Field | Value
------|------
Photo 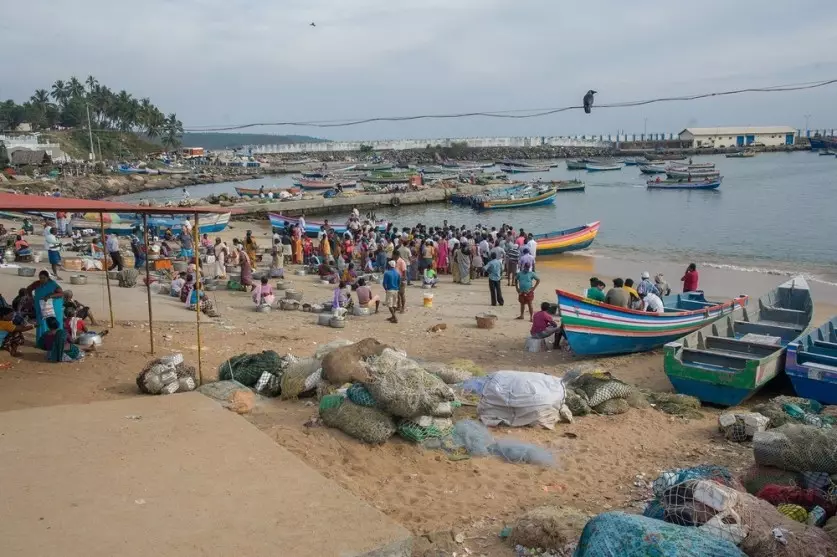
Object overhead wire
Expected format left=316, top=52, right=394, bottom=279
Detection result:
left=182, top=78, right=837, bottom=131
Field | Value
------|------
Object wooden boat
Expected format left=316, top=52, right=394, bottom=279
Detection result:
left=535, top=221, right=600, bottom=255
left=669, top=162, right=715, bottom=170
left=361, top=173, right=415, bottom=184
left=566, top=159, right=587, bottom=170
left=646, top=177, right=722, bottom=190
left=557, top=290, right=749, bottom=356
left=725, top=151, right=755, bottom=158
left=622, top=157, right=643, bottom=166
left=499, top=165, right=550, bottom=174
left=664, top=276, right=812, bottom=406
left=235, top=186, right=288, bottom=197
left=550, top=179, right=585, bottom=192
left=71, top=212, right=231, bottom=236
left=354, top=163, right=394, bottom=171
left=268, top=213, right=387, bottom=237
left=301, top=170, right=327, bottom=178
left=639, top=164, right=667, bottom=174
left=295, top=178, right=358, bottom=190
left=786, top=316, right=837, bottom=404
left=585, top=162, right=624, bottom=172
left=666, top=168, right=721, bottom=179
left=478, top=187, right=557, bottom=210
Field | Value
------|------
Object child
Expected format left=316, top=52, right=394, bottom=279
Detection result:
left=422, top=267, right=437, bottom=288
left=170, top=271, right=187, bottom=298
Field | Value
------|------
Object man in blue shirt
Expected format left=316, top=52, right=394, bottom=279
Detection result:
left=382, top=260, right=402, bottom=323
left=483, top=252, right=504, bottom=307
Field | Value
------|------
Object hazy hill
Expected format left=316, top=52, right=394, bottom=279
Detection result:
left=181, top=133, right=327, bottom=150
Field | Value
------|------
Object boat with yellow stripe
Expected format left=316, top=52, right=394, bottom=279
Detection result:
left=534, top=221, right=601, bottom=255
left=478, top=187, right=557, bottom=210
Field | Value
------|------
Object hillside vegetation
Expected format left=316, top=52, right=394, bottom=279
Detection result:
left=182, top=132, right=327, bottom=149
left=43, top=130, right=160, bottom=161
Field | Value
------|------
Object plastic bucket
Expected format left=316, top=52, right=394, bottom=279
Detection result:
left=423, top=293, right=433, bottom=308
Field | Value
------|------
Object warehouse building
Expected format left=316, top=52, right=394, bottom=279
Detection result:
left=678, top=126, right=797, bottom=148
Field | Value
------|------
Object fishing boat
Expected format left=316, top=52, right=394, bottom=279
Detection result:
left=478, top=187, right=557, bottom=210
left=725, top=151, right=755, bottom=158
left=557, top=290, right=749, bottom=356
left=669, top=162, right=715, bottom=170
left=665, top=168, right=721, bottom=179
left=810, top=137, right=837, bottom=150
left=301, top=170, right=327, bottom=178
left=646, top=177, right=722, bottom=190
left=499, top=165, right=550, bottom=174
left=786, top=316, right=837, bottom=404
left=295, top=178, right=358, bottom=190
left=71, top=212, right=231, bottom=236
left=535, top=221, right=600, bottom=255
left=819, top=150, right=834, bottom=156
left=639, top=164, right=667, bottom=174
left=354, top=163, right=394, bottom=171
left=585, top=162, right=624, bottom=172
left=235, top=186, right=289, bottom=197
left=622, top=157, right=643, bottom=166
left=361, top=172, right=415, bottom=184
left=664, top=276, right=812, bottom=406
left=550, top=179, right=585, bottom=192
left=268, top=213, right=387, bottom=237
left=566, top=159, right=587, bottom=170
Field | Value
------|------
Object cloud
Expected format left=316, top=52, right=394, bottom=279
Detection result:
left=5, top=0, right=837, bottom=139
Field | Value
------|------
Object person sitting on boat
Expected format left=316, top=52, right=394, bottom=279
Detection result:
left=641, top=290, right=665, bottom=314
left=655, top=274, right=672, bottom=296
left=530, top=302, right=564, bottom=350
left=637, top=271, right=660, bottom=297
left=14, top=235, right=32, bottom=260
left=605, top=278, right=630, bottom=308
left=584, top=277, right=606, bottom=302
left=623, top=279, right=643, bottom=310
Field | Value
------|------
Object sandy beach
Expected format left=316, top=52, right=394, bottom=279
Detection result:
left=1, top=217, right=836, bottom=556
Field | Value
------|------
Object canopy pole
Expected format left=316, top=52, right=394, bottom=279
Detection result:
left=193, top=212, right=202, bottom=385
left=142, top=214, right=154, bottom=355
left=99, top=213, right=115, bottom=327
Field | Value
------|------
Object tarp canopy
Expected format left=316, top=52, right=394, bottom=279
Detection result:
left=0, top=193, right=231, bottom=214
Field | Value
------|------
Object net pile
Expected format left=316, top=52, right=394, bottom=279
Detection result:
left=752, top=396, right=835, bottom=429
left=318, top=394, right=396, bottom=444
left=562, top=370, right=651, bottom=418
left=430, top=419, right=557, bottom=467
left=508, top=506, right=589, bottom=556
left=218, top=350, right=284, bottom=387
left=754, top=424, right=837, bottom=473
left=421, top=361, right=473, bottom=385
left=118, top=269, right=139, bottom=288
left=645, top=391, right=703, bottom=419
left=363, top=348, right=454, bottom=418
left=136, top=354, right=197, bottom=395
left=279, top=357, right=322, bottom=399
left=718, top=411, right=771, bottom=442
left=346, top=383, right=377, bottom=407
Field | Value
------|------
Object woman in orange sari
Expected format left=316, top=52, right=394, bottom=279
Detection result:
left=292, top=225, right=303, bottom=264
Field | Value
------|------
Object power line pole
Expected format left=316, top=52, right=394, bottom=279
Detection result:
left=86, top=103, right=95, bottom=161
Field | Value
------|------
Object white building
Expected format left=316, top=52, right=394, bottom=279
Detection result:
left=679, top=126, right=797, bottom=148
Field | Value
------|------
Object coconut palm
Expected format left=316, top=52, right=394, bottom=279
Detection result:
left=161, top=113, right=184, bottom=151
left=30, top=89, right=51, bottom=109
left=51, top=80, right=69, bottom=107
left=67, top=76, right=85, bottom=99
left=85, top=75, right=98, bottom=94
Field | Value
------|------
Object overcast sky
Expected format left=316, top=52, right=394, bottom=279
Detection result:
left=4, top=0, right=837, bottom=140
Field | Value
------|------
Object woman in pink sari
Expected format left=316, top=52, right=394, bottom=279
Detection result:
left=436, top=237, right=449, bottom=275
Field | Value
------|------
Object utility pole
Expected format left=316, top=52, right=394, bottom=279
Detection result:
left=804, top=114, right=811, bottom=136
left=643, top=117, right=648, bottom=137
left=86, top=103, right=95, bottom=161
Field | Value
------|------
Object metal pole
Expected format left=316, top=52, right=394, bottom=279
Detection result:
left=86, top=104, right=95, bottom=162
left=193, top=212, right=202, bottom=385
left=100, top=213, right=115, bottom=327
left=142, top=214, right=154, bottom=355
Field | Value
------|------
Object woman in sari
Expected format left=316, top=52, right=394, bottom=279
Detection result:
left=252, top=276, right=275, bottom=306
left=227, top=240, right=240, bottom=267
left=180, top=274, right=195, bottom=303
left=37, top=316, right=83, bottom=362
left=239, top=246, right=254, bottom=288
left=27, top=270, right=64, bottom=341
left=187, top=282, right=219, bottom=317
left=213, top=237, right=228, bottom=279
left=456, top=246, right=472, bottom=285
left=303, top=236, right=314, bottom=265
left=244, top=230, right=258, bottom=269
left=14, top=235, right=32, bottom=259
left=292, top=225, right=304, bottom=265
left=0, top=306, right=33, bottom=357
left=451, top=245, right=461, bottom=283
left=269, top=240, right=284, bottom=277
left=436, top=237, right=449, bottom=274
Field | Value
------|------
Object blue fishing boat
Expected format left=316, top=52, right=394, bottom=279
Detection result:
left=664, top=276, right=812, bottom=406
left=566, top=159, right=587, bottom=170
left=639, top=164, right=667, bottom=174
left=557, top=290, right=749, bottom=356
left=646, top=177, right=722, bottom=190
left=478, top=187, right=556, bottom=210
left=786, top=316, right=837, bottom=404
left=301, top=170, right=327, bottom=178
left=268, top=213, right=387, bottom=237
left=585, top=162, right=624, bottom=172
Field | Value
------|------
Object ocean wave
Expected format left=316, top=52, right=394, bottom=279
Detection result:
left=699, top=262, right=837, bottom=288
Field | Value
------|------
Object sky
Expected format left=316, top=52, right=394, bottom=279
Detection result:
left=4, top=0, right=837, bottom=141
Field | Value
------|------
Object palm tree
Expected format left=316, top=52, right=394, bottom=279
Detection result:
left=114, top=90, right=136, bottom=131
left=67, top=76, right=85, bottom=99
left=51, top=80, right=69, bottom=107
left=161, top=113, right=184, bottom=151
left=85, top=75, right=98, bottom=95
left=144, top=108, right=165, bottom=139
left=30, top=89, right=51, bottom=109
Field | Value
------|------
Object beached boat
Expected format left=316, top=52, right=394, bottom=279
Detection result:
left=499, top=165, right=550, bottom=174
left=268, top=213, right=387, bottom=237
left=818, top=150, right=834, bottom=156
left=535, top=221, right=600, bottom=255
left=235, top=186, right=288, bottom=197
left=478, top=187, right=557, bottom=210
left=295, top=178, right=358, bottom=190
left=665, top=168, right=721, bottom=179
left=785, top=316, right=837, bottom=404
left=725, top=151, right=755, bottom=158
left=664, top=276, right=812, bottom=406
left=585, top=162, right=624, bottom=172
left=557, top=290, right=749, bottom=356
left=639, top=164, right=668, bottom=174
left=71, top=212, right=231, bottom=236
left=646, top=177, right=722, bottom=190
left=566, top=159, right=587, bottom=170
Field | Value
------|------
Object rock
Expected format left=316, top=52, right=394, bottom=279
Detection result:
left=427, top=323, right=447, bottom=333
left=509, top=506, right=590, bottom=552
left=227, top=390, right=255, bottom=414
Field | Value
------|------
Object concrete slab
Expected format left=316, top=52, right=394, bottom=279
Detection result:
left=0, top=393, right=411, bottom=557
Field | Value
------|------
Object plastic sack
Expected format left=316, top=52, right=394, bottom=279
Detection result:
left=477, top=371, right=566, bottom=429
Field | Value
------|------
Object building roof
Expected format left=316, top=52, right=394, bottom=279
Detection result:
left=679, top=126, right=797, bottom=136
left=10, top=149, right=51, bottom=166
left=0, top=193, right=232, bottom=214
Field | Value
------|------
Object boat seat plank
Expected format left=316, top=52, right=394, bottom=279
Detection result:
left=798, top=352, right=837, bottom=368
left=681, top=347, right=751, bottom=370
left=813, top=340, right=837, bottom=351
left=705, top=336, right=779, bottom=356
left=760, top=308, right=809, bottom=326
left=806, top=346, right=837, bottom=359
left=735, top=321, right=804, bottom=339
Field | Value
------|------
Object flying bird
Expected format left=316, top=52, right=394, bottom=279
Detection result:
left=583, top=90, right=596, bottom=114
left=310, top=22, right=316, bottom=27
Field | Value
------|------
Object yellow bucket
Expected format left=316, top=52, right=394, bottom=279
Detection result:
left=423, top=293, right=434, bottom=308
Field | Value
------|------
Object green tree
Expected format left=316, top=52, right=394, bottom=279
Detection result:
left=67, top=76, right=85, bottom=99
left=0, top=142, right=9, bottom=167
left=85, top=75, right=98, bottom=94
left=161, top=113, right=184, bottom=151
left=0, top=100, right=26, bottom=130
left=60, top=96, right=87, bottom=128
left=359, top=144, right=374, bottom=154
left=51, top=80, right=69, bottom=108
left=30, top=89, right=51, bottom=108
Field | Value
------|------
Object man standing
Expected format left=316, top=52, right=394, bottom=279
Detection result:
left=525, top=233, right=538, bottom=270
left=516, top=263, right=540, bottom=320
left=395, top=251, right=408, bottom=312
left=179, top=228, right=194, bottom=260
left=106, top=233, right=124, bottom=271
left=519, top=247, right=535, bottom=273
left=637, top=271, right=660, bottom=297
left=382, top=260, right=401, bottom=324
left=44, top=226, right=63, bottom=279
left=483, top=252, right=504, bottom=307
left=505, top=235, right=520, bottom=287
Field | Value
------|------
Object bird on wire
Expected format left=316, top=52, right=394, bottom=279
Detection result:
left=310, top=22, right=316, bottom=27
left=583, top=90, right=596, bottom=114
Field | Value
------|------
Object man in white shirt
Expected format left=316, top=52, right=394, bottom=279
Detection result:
left=44, top=227, right=64, bottom=279
left=525, top=233, right=538, bottom=269
left=298, top=213, right=306, bottom=233
left=642, top=291, right=665, bottom=314
left=106, top=234, right=124, bottom=271
left=478, top=236, right=490, bottom=259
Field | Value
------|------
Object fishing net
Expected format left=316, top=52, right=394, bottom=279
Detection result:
left=574, top=512, right=746, bottom=557
left=825, top=516, right=837, bottom=541
left=364, top=348, right=454, bottom=418
left=397, top=416, right=453, bottom=443
left=346, top=383, right=377, bottom=407
left=652, top=465, right=739, bottom=499
left=319, top=394, right=344, bottom=412
left=118, top=269, right=139, bottom=288
left=280, top=357, right=322, bottom=399
left=755, top=485, right=837, bottom=516
left=508, top=506, right=589, bottom=554
left=753, top=396, right=834, bottom=430
left=753, top=424, right=837, bottom=473
left=136, top=355, right=197, bottom=395
left=321, top=338, right=388, bottom=385
left=777, top=504, right=810, bottom=523
left=593, top=398, right=630, bottom=415
left=421, top=361, right=473, bottom=385
left=487, top=439, right=556, bottom=467
left=568, top=371, right=636, bottom=407
left=645, top=391, right=703, bottom=419
left=319, top=397, right=396, bottom=444
left=642, top=500, right=666, bottom=520
left=313, top=339, right=354, bottom=359
left=445, top=419, right=495, bottom=456
left=217, top=350, right=284, bottom=387
left=740, top=465, right=801, bottom=495
left=564, top=389, right=591, bottom=417
left=448, top=358, right=485, bottom=376
left=718, top=412, right=770, bottom=442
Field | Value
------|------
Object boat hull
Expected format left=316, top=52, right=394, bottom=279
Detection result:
left=566, top=160, right=587, bottom=170
left=499, top=166, right=550, bottom=173
left=535, top=221, right=600, bottom=255
left=295, top=179, right=357, bottom=190
left=268, top=213, right=386, bottom=237
left=647, top=178, right=722, bottom=190
left=235, top=187, right=287, bottom=197
left=479, top=189, right=556, bottom=210
left=666, top=170, right=721, bottom=179
left=585, top=164, right=623, bottom=171
left=785, top=316, right=837, bottom=404
left=639, top=165, right=667, bottom=174
left=558, top=290, right=749, bottom=356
